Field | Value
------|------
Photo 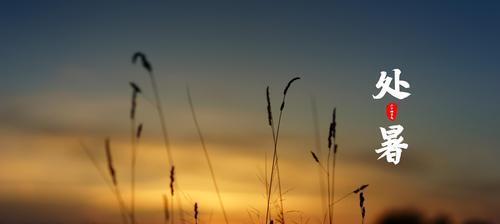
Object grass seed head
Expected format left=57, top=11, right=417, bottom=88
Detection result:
left=283, top=77, right=301, bottom=95
left=132, top=52, right=153, bottom=74
left=194, top=202, right=199, bottom=221
left=266, top=86, right=273, bottom=126
left=136, top=123, right=143, bottom=139
left=169, top=166, right=175, bottom=196
left=310, top=151, right=320, bottom=163
left=353, top=184, right=369, bottom=194
left=104, top=138, right=117, bottom=186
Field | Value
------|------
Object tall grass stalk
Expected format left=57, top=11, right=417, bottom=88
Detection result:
left=331, top=184, right=368, bottom=206
left=80, top=141, right=129, bottom=224
left=194, top=202, right=199, bottom=224
left=129, top=82, right=142, bottom=224
left=163, top=194, right=169, bottom=224
left=326, top=145, right=332, bottom=224
left=309, top=107, right=337, bottom=224
left=331, top=111, right=338, bottom=224
left=186, top=86, right=229, bottom=224
left=310, top=96, right=327, bottom=222
left=359, top=192, right=366, bottom=224
left=105, top=138, right=130, bottom=224
left=169, top=166, right=175, bottom=224
left=133, top=52, right=184, bottom=223
left=132, top=52, right=174, bottom=167
left=327, top=108, right=337, bottom=224
left=264, top=77, right=300, bottom=224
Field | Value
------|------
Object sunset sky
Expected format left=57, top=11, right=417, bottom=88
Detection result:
left=1, top=1, right=499, bottom=224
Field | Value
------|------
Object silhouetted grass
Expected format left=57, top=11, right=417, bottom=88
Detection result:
left=132, top=52, right=173, bottom=167
left=332, top=184, right=369, bottom=206
left=169, top=165, right=175, bottom=224
left=80, top=141, right=129, bottom=224
left=327, top=108, right=337, bottom=224
left=187, top=85, right=229, bottom=224
left=265, top=77, right=301, bottom=224
left=133, top=52, right=187, bottom=224
left=194, top=202, right=199, bottom=224
left=78, top=52, right=384, bottom=224
left=105, top=138, right=130, bottom=224
left=129, top=82, right=142, bottom=224
left=163, top=194, right=169, bottom=224
left=359, top=191, right=366, bottom=224
left=310, top=96, right=327, bottom=220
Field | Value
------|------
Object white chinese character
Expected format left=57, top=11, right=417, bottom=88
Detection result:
left=375, top=125, right=408, bottom=165
left=372, top=69, right=411, bottom=100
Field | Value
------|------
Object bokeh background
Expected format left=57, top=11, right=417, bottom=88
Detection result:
left=1, top=1, right=499, bottom=223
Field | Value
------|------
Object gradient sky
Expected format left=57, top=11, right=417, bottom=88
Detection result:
left=1, top=1, right=499, bottom=224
